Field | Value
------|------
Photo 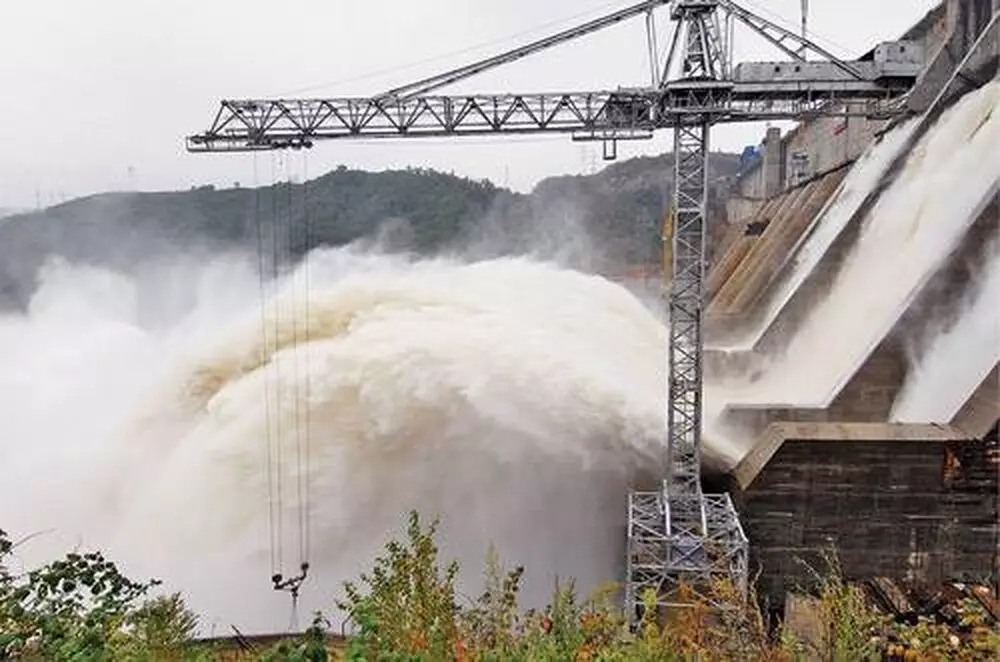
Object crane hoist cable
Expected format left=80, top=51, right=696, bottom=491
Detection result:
left=269, top=152, right=286, bottom=575
left=266, top=152, right=312, bottom=607
left=285, top=153, right=309, bottom=573
left=252, top=154, right=279, bottom=578
left=301, top=151, right=313, bottom=564
left=283, top=154, right=303, bottom=573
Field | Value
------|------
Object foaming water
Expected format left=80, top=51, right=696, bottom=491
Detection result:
left=0, top=249, right=672, bottom=633
left=892, top=239, right=1000, bottom=423
left=718, top=81, right=1000, bottom=413
left=710, top=115, right=920, bottom=352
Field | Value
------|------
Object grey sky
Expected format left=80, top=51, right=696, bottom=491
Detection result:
left=1, top=0, right=940, bottom=208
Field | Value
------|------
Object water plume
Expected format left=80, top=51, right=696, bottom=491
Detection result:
left=0, top=247, right=671, bottom=633
left=891, top=236, right=1000, bottom=423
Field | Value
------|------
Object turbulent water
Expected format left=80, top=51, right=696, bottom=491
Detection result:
left=713, top=80, right=1000, bottom=418
left=892, top=235, right=1000, bottom=423
left=0, top=249, right=680, bottom=634
left=710, top=115, right=921, bottom=353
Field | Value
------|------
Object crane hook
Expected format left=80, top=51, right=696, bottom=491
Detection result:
left=271, top=562, right=310, bottom=600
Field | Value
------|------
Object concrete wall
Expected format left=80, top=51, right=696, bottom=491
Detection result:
left=779, top=105, right=888, bottom=189
left=717, top=337, right=910, bottom=447
left=732, top=436, right=999, bottom=609
left=909, top=0, right=999, bottom=111
left=708, top=169, right=846, bottom=320
left=903, top=3, right=954, bottom=57
left=726, top=127, right=782, bottom=224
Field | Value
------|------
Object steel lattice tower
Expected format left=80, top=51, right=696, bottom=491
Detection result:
left=625, top=2, right=747, bottom=622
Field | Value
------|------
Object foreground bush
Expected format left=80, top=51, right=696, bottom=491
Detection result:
left=333, top=512, right=781, bottom=661
left=3, top=519, right=997, bottom=660
left=0, top=528, right=207, bottom=661
left=337, top=512, right=1000, bottom=662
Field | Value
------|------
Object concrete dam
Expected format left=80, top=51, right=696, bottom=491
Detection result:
left=689, top=0, right=1000, bottom=608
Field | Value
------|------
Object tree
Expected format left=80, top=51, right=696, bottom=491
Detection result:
left=336, top=511, right=461, bottom=660
left=0, top=528, right=203, bottom=661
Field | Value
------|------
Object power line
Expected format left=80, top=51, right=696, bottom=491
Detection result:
left=736, top=0, right=854, bottom=56
left=268, top=0, right=628, bottom=97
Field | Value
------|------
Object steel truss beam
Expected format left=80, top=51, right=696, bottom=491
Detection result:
left=667, top=119, right=708, bottom=505
left=186, top=86, right=903, bottom=152
left=186, top=0, right=912, bottom=153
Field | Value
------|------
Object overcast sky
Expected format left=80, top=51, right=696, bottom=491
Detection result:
left=0, top=0, right=940, bottom=209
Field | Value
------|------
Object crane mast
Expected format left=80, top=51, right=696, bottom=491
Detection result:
left=627, top=1, right=746, bottom=618
left=186, top=0, right=917, bottom=623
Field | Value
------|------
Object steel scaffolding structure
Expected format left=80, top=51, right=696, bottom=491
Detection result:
left=626, top=2, right=748, bottom=618
left=186, top=0, right=917, bottom=625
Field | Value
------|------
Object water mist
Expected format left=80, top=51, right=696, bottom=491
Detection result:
left=0, top=247, right=674, bottom=634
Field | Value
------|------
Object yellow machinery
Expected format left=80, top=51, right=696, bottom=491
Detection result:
left=661, top=205, right=674, bottom=290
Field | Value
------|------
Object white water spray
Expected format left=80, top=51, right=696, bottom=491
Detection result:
left=892, top=236, right=1000, bottom=423
left=0, top=249, right=675, bottom=634
left=715, top=81, right=1000, bottom=412
left=701, top=81, right=1000, bottom=468
left=710, top=115, right=920, bottom=352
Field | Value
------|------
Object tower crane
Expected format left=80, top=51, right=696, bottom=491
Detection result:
left=187, top=0, right=917, bottom=623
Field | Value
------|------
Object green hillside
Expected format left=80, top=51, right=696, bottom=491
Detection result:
left=0, top=152, right=741, bottom=308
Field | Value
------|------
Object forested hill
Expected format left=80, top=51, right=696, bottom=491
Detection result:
left=0, top=152, right=740, bottom=307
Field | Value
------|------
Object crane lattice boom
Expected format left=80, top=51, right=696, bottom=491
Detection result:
left=187, top=81, right=901, bottom=152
